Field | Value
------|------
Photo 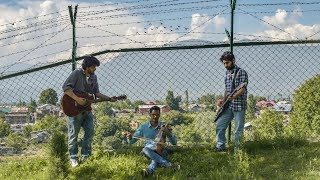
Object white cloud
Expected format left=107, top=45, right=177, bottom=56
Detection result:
left=187, top=13, right=225, bottom=40
left=262, top=8, right=302, bottom=28
left=241, top=8, right=320, bottom=41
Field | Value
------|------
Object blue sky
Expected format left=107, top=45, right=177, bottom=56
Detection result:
left=0, top=0, right=320, bottom=73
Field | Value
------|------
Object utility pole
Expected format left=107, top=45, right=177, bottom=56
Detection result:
left=224, top=0, right=236, bottom=144
left=68, top=5, right=78, bottom=71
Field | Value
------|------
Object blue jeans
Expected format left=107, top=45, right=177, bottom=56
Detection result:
left=216, top=108, right=245, bottom=149
left=67, top=111, right=94, bottom=160
left=142, top=146, right=171, bottom=174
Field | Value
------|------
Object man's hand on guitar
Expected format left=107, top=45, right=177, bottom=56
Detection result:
left=109, top=96, right=118, bottom=102
left=76, top=97, right=87, bottom=106
left=216, top=99, right=224, bottom=107
left=122, top=131, right=133, bottom=140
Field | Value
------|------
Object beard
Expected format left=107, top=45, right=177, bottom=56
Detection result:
left=226, top=64, right=235, bottom=70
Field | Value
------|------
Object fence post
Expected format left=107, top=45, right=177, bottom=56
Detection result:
left=226, top=0, right=237, bottom=144
left=68, top=5, right=78, bottom=71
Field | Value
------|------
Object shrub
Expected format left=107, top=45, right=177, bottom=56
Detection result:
left=48, top=131, right=69, bottom=179
left=251, top=109, right=285, bottom=140
left=289, top=74, right=320, bottom=138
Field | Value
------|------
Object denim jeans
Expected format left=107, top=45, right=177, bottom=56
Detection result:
left=67, top=111, right=94, bottom=160
left=216, top=108, right=245, bottom=149
left=142, top=146, right=171, bottom=174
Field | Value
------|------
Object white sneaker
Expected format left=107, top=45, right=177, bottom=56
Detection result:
left=70, top=159, right=79, bottom=167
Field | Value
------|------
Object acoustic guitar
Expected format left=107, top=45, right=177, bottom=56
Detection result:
left=213, top=82, right=247, bottom=122
left=61, top=91, right=127, bottom=116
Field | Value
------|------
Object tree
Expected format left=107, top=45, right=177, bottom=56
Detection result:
left=48, top=132, right=69, bottom=179
left=132, top=100, right=145, bottom=112
left=246, top=94, right=256, bottom=120
left=0, top=119, right=11, bottom=138
left=39, top=88, right=58, bottom=105
left=197, top=93, right=216, bottom=111
left=254, top=96, right=267, bottom=102
left=165, top=90, right=182, bottom=111
left=94, top=102, right=115, bottom=117
left=185, top=90, right=189, bottom=111
left=17, top=99, right=27, bottom=107
left=289, top=74, right=320, bottom=138
left=27, top=98, right=37, bottom=112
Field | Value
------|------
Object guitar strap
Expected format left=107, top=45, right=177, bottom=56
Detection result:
left=225, top=67, right=240, bottom=108
left=231, top=67, right=240, bottom=91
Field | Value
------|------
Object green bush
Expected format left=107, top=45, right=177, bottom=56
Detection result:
left=251, top=109, right=285, bottom=140
left=48, top=131, right=69, bottom=179
left=289, top=74, right=320, bottom=138
left=32, top=115, right=67, bottom=134
left=0, top=119, right=11, bottom=138
left=5, top=132, right=26, bottom=153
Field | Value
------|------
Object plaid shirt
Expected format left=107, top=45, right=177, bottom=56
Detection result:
left=225, top=66, right=248, bottom=111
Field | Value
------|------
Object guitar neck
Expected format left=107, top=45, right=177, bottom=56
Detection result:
left=90, top=98, right=109, bottom=103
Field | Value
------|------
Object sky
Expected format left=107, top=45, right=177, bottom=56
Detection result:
left=0, top=0, right=320, bottom=74
left=0, top=0, right=320, bottom=103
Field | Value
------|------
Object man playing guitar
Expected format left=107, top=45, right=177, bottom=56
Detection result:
left=62, top=56, right=117, bottom=167
left=214, top=51, right=248, bottom=152
left=124, top=106, right=180, bottom=177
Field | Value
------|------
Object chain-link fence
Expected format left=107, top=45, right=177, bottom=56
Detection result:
left=1, top=41, right=320, bottom=147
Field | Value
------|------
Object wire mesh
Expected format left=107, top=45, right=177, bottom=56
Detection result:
left=1, top=42, right=319, bottom=148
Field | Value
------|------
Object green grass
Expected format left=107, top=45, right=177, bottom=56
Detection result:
left=1, top=139, right=320, bottom=179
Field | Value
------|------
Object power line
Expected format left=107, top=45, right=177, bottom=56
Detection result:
left=234, top=33, right=289, bottom=41
left=0, top=9, right=69, bottom=28
left=235, top=9, right=320, bottom=15
left=0, top=49, right=71, bottom=69
left=77, top=5, right=228, bottom=21
left=0, top=15, right=69, bottom=35
left=238, top=2, right=320, bottom=7
left=0, top=38, right=71, bottom=59
left=237, top=8, right=300, bottom=40
left=77, top=0, right=221, bottom=17
left=0, top=25, right=69, bottom=75
left=76, top=13, right=225, bottom=28
left=79, top=0, right=222, bottom=9
left=0, top=21, right=69, bottom=41
left=162, top=8, right=228, bottom=47
left=0, top=28, right=71, bottom=48
left=78, top=21, right=148, bottom=48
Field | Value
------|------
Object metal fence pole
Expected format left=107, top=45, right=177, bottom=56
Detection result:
left=68, top=5, right=78, bottom=71
left=227, top=0, right=237, bottom=144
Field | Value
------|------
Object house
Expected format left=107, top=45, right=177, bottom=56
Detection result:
left=5, top=107, right=34, bottom=124
left=138, top=105, right=171, bottom=114
left=37, top=104, right=62, bottom=117
left=188, top=103, right=202, bottom=112
left=273, top=103, right=292, bottom=114
left=0, top=106, right=11, bottom=114
left=145, top=101, right=157, bottom=105
left=256, top=100, right=275, bottom=108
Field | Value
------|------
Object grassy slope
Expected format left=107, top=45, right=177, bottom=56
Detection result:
left=1, top=140, right=320, bottom=180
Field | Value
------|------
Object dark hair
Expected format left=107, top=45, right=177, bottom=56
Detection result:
left=82, top=56, right=100, bottom=69
left=220, top=51, right=235, bottom=62
left=149, top=106, right=161, bottom=114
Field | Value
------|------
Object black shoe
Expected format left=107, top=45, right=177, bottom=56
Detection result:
left=141, top=169, right=150, bottom=177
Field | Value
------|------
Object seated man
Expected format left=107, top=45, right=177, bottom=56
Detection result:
left=125, top=105, right=180, bottom=177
